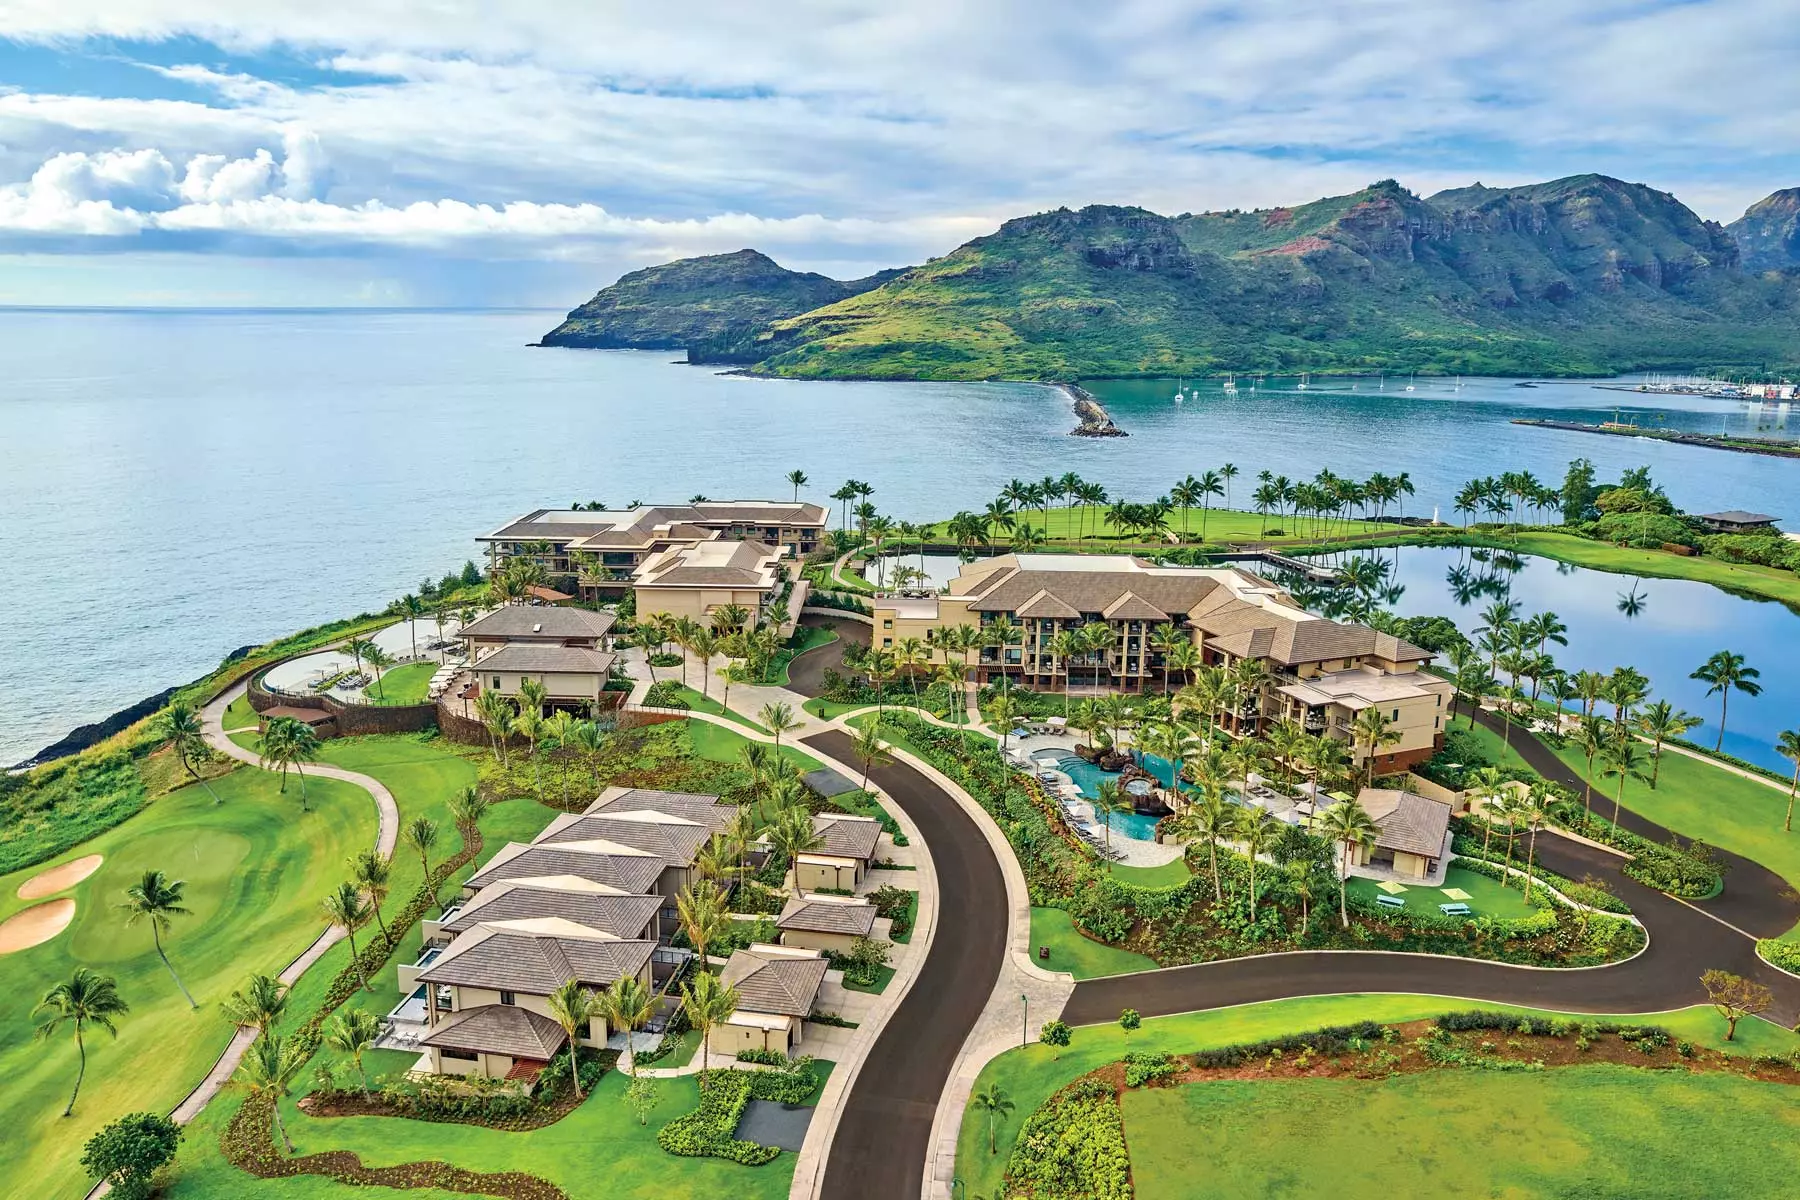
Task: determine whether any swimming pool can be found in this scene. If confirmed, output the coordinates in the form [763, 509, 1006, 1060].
[1048, 756, 1170, 841]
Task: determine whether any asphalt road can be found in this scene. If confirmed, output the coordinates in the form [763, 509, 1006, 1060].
[804, 727, 1009, 1200]
[787, 613, 868, 698]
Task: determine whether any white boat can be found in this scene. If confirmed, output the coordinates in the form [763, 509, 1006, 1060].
[1223, 374, 1237, 392]
[1173, 377, 1185, 403]
[1297, 372, 1309, 391]
[1404, 371, 1416, 392]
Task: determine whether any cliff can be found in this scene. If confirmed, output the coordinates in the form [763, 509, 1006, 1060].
[1727, 189, 1800, 272]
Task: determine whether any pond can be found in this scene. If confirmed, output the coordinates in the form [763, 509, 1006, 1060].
[1291, 545, 1798, 774]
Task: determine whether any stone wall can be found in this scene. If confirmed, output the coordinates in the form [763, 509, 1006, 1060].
[249, 667, 437, 739]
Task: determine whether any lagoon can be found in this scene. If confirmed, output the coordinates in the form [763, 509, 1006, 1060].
[4, 307, 1799, 765]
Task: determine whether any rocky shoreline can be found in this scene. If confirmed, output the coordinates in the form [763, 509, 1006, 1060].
[1063, 383, 1127, 437]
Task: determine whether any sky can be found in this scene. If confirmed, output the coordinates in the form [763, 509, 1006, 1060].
[0, 1, 1796, 308]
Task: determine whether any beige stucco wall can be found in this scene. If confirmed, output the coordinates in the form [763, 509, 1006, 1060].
[778, 927, 862, 955]
[427, 1047, 518, 1079]
[635, 585, 773, 626]
[1391, 849, 1431, 879]
[708, 1020, 791, 1058]
[443, 985, 614, 1045]
[796, 858, 861, 893]
[481, 668, 606, 703]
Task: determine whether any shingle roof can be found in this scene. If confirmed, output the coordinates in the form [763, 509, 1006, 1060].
[1358, 789, 1452, 858]
[1102, 591, 1169, 621]
[465, 841, 666, 894]
[441, 884, 663, 940]
[777, 896, 878, 937]
[418, 924, 656, 994]
[585, 788, 735, 834]
[812, 814, 882, 860]
[534, 811, 710, 866]
[970, 569, 1220, 618]
[1698, 510, 1778, 524]
[422, 1004, 568, 1059]
[472, 644, 617, 675]
[460, 607, 615, 641]
[1014, 589, 1082, 620]
[720, 947, 830, 1017]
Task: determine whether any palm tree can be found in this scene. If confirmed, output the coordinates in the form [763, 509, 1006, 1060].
[1044, 628, 1084, 717]
[1451, 659, 1495, 728]
[1285, 858, 1318, 937]
[971, 1081, 1016, 1155]
[235, 1034, 302, 1154]
[340, 636, 370, 683]
[680, 970, 741, 1082]
[405, 816, 440, 884]
[1315, 798, 1378, 928]
[676, 881, 728, 963]
[448, 784, 490, 839]
[1691, 651, 1762, 752]
[759, 701, 800, 756]
[324, 1007, 381, 1096]
[1638, 700, 1702, 789]
[34, 968, 128, 1116]
[1093, 779, 1131, 870]
[119, 870, 196, 1008]
[260, 716, 320, 809]
[220, 972, 288, 1036]
[852, 720, 894, 792]
[1220, 462, 1240, 512]
[475, 689, 516, 765]
[1778, 729, 1800, 832]
[767, 807, 823, 884]
[786, 469, 809, 502]
[321, 881, 375, 992]
[351, 850, 394, 939]
[1350, 707, 1403, 787]
[1573, 715, 1608, 817]
[988, 693, 1022, 751]
[1517, 784, 1551, 897]
[546, 979, 603, 1097]
[1600, 737, 1648, 829]
[1179, 792, 1235, 904]
[362, 642, 394, 699]
[601, 975, 658, 1077]
[516, 706, 548, 800]
[1195, 469, 1225, 541]
[156, 701, 221, 804]
[1236, 805, 1277, 917]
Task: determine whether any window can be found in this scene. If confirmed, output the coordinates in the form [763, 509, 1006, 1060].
[499, 990, 515, 1006]
[882, 637, 893, 647]
[1434, 716, 1441, 729]
[1391, 708, 1400, 721]
[492, 675, 501, 689]
[883, 619, 893, 628]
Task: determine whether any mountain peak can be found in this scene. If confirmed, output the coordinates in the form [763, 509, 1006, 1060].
[1728, 189, 1800, 272]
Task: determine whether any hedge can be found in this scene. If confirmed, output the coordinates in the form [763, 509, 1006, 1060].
[656, 1071, 779, 1166]
[1004, 1079, 1131, 1200]
[1756, 939, 1800, 976]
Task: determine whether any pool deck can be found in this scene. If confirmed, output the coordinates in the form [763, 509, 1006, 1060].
[1013, 735, 1186, 868]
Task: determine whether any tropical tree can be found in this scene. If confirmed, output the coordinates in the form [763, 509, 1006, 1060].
[988, 693, 1022, 752]
[448, 784, 490, 839]
[1637, 700, 1702, 789]
[676, 881, 728, 963]
[1700, 969, 1772, 1042]
[321, 881, 375, 992]
[1177, 792, 1235, 904]
[1451, 659, 1495, 728]
[1599, 737, 1648, 829]
[474, 689, 516, 765]
[515, 706, 548, 800]
[351, 850, 394, 938]
[546, 980, 603, 1098]
[601, 975, 658, 1077]
[758, 701, 801, 756]
[1350, 706, 1402, 788]
[323, 1008, 381, 1097]
[786, 469, 808, 502]
[1315, 798, 1378, 928]
[1045, 628, 1085, 717]
[1690, 651, 1762, 752]
[1092, 779, 1131, 870]
[235, 1034, 302, 1154]
[80, 1111, 182, 1198]
[851, 719, 894, 793]
[766, 806, 823, 879]
[1517, 783, 1552, 897]
[1236, 805, 1277, 919]
[971, 1082, 1015, 1155]
[119, 870, 196, 1008]
[260, 717, 320, 808]
[1284, 858, 1318, 938]
[156, 701, 221, 804]
[1573, 715, 1608, 816]
[34, 968, 128, 1117]
[220, 973, 288, 1036]
[1777, 729, 1800, 833]
[362, 642, 394, 698]
[680, 970, 741, 1082]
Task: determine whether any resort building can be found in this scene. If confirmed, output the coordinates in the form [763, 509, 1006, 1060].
[795, 814, 884, 893]
[631, 538, 805, 632]
[776, 894, 879, 954]
[586, 786, 739, 836]
[1696, 510, 1781, 535]
[713, 944, 831, 1057]
[871, 553, 1451, 772]
[415, 917, 657, 1080]
[458, 606, 616, 661]
[1339, 788, 1453, 880]
[468, 643, 618, 711]
[535, 808, 720, 904]
[478, 501, 828, 593]
[462, 840, 668, 896]
[426, 882, 662, 948]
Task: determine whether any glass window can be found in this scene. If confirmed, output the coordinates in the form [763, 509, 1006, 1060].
[499, 990, 515, 1006]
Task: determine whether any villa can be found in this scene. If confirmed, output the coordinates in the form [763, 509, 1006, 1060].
[534, 807, 724, 916]
[467, 643, 618, 711]
[458, 606, 616, 661]
[462, 840, 668, 896]
[795, 813, 884, 893]
[478, 501, 828, 595]
[631, 538, 805, 632]
[427, 882, 662, 947]
[713, 943, 831, 1058]
[586, 786, 739, 835]
[1341, 788, 1454, 880]
[776, 894, 879, 954]
[414, 917, 657, 1080]
[872, 553, 1452, 772]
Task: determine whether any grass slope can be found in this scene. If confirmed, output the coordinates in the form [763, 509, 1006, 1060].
[361, 661, 437, 706]
[1029, 907, 1159, 979]
[1124, 1066, 1800, 1200]
[920, 504, 1405, 547]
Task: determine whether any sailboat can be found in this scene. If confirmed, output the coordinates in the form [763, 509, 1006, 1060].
[1297, 372, 1310, 391]
[1223, 374, 1238, 393]
[1404, 371, 1416, 392]
[1173, 378, 1185, 404]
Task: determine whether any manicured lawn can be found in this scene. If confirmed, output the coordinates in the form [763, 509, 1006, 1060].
[1345, 865, 1538, 919]
[1123, 1065, 1800, 1200]
[685, 717, 822, 774]
[1445, 712, 1538, 776]
[953, 994, 1800, 1200]
[0, 769, 373, 1198]
[662, 684, 770, 733]
[921, 504, 1407, 547]
[1028, 906, 1158, 979]
[1553, 736, 1800, 933]
[843, 964, 896, 994]
[803, 697, 871, 721]
[361, 661, 438, 706]
[1107, 857, 1191, 889]
[1505, 529, 1800, 609]
[885, 889, 919, 944]
[221, 693, 259, 731]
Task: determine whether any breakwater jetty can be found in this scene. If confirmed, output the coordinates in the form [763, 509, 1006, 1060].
[1512, 417, 1800, 460]
[1063, 383, 1127, 437]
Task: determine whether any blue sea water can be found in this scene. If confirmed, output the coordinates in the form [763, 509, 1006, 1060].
[2, 306, 1797, 765]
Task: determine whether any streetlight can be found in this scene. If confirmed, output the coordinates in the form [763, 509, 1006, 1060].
[1021, 993, 1028, 1047]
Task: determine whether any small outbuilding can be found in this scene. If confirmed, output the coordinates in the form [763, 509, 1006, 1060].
[776, 894, 878, 954]
[1696, 510, 1780, 534]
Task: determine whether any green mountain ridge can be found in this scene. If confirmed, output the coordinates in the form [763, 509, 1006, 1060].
[1727, 188, 1800, 273]
[542, 176, 1800, 379]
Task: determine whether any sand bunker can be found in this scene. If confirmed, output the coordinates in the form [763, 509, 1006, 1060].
[18, 853, 103, 899]
[0, 899, 76, 953]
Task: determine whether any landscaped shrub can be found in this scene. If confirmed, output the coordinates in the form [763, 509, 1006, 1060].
[1004, 1079, 1131, 1200]
[1756, 939, 1800, 975]
[1190, 1021, 1385, 1068]
[730, 880, 786, 915]
[1553, 803, 1722, 897]
[735, 1048, 788, 1066]
[641, 681, 689, 709]
[1122, 1051, 1177, 1087]
[744, 1057, 821, 1104]
[656, 1071, 780, 1166]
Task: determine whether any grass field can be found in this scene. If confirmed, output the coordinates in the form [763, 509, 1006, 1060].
[1345, 865, 1538, 919]
[221, 693, 259, 732]
[660, 684, 770, 733]
[1447, 713, 1539, 776]
[1108, 858, 1192, 889]
[685, 717, 822, 774]
[920, 504, 1407, 547]
[1028, 906, 1158, 979]
[953, 993, 1800, 1200]
[1123, 1065, 1800, 1200]
[361, 661, 437, 706]
[0, 768, 373, 1198]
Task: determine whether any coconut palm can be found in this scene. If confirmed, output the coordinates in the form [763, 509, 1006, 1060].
[474, 689, 515, 765]
[1285, 858, 1318, 937]
[1177, 792, 1235, 904]
[324, 1007, 381, 1096]
[971, 1081, 1017, 1155]
[235, 1034, 302, 1153]
[1092, 779, 1132, 870]
[1517, 784, 1552, 897]
[350, 850, 394, 939]
[362, 642, 394, 699]
[1350, 706, 1403, 787]
[1778, 729, 1800, 833]
[1691, 651, 1762, 752]
[681, 969, 741, 1082]
[1044, 628, 1085, 717]
[156, 701, 222, 804]
[516, 706, 548, 800]
[567, 719, 606, 793]
[988, 693, 1022, 751]
[340, 636, 371, 682]
[1315, 798, 1378, 928]
[321, 881, 375, 992]
[1573, 715, 1608, 817]
[601, 975, 658, 1077]
[404, 817, 440, 890]
[852, 720, 895, 792]
[786, 469, 809, 502]
[1451, 659, 1495, 728]
[1637, 700, 1702, 789]
[1235, 805, 1277, 916]
[759, 701, 801, 757]
[220, 972, 288, 1036]
[1599, 737, 1648, 829]
[676, 881, 728, 963]
[448, 784, 490, 839]
[119, 870, 196, 1008]
[546, 980, 603, 1098]
[34, 968, 128, 1116]
[259, 716, 320, 809]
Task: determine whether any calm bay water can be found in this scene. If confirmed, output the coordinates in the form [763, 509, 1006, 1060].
[2, 307, 1797, 765]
